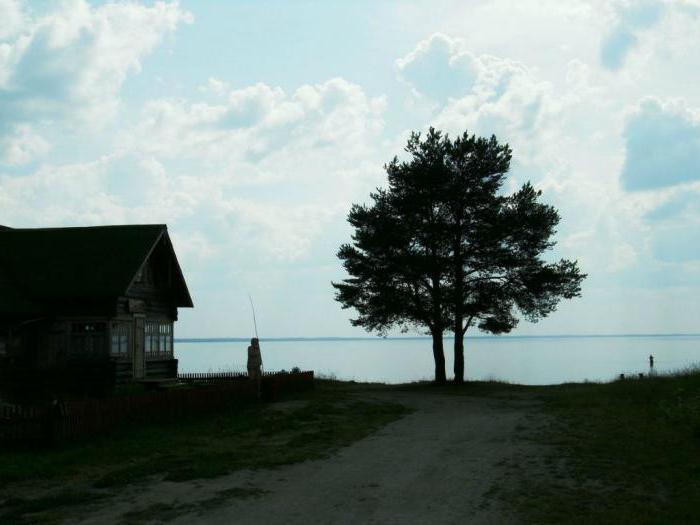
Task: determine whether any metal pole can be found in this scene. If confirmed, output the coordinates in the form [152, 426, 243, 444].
[248, 294, 259, 340]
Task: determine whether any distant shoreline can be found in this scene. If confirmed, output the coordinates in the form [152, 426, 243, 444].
[175, 333, 700, 343]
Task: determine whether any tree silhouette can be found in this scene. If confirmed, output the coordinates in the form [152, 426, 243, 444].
[333, 128, 585, 383]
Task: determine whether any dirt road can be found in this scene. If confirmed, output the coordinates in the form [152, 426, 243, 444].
[77, 389, 549, 524]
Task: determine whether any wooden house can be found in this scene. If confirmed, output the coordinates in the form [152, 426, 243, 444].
[0, 224, 193, 387]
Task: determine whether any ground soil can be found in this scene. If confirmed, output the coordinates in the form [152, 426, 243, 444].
[74, 389, 552, 525]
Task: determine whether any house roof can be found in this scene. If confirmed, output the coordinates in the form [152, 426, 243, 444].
[0, 224, 193, 315]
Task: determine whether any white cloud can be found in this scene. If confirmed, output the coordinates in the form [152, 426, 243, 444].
[0, 0, 192, 164]
[198, 77, 230, 96]
[0, 0, 24, 40]
[0, 123, 50, 165]
[396, 33, 587, 220]
[621, 97, 700, 191]
[121, 78, 387, 261]
[597, 0, 700, 77]
[130, 78, 385, 162]
[600, 0, 666, 71]
[0, 76, 388, 263]
[222, 200, 339, 262]
[0, 155, 122, 225]
[396, 34, 556, 147]
[395, 33, 478, 103]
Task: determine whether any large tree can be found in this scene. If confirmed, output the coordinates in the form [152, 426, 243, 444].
[334, 186, 451, 383]
[333, 128, 585, 383]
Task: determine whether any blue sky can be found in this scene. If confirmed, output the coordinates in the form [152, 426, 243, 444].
[1, 0, 700, 337]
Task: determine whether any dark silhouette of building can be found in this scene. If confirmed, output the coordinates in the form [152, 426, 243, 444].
[0, 224, 193, 389]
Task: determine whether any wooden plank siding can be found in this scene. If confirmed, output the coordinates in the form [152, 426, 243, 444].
[145, 359, 178, 379]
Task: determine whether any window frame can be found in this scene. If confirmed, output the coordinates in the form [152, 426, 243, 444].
[144, 321, 173, 360]
[110, 322, 131, 359]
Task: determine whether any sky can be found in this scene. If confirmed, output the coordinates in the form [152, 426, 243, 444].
[1, 0, 700, 338]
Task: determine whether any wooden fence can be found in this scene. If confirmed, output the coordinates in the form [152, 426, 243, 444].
[178, 371, 247, 384]
[0, 371, 314, 447]
[178, 370, 315, 401]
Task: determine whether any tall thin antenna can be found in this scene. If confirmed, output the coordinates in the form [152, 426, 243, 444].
[248, 294, 259, 339]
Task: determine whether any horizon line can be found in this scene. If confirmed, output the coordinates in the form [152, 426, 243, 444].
[175, 333, 700, 343]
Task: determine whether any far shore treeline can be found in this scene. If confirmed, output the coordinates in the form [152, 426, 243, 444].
[333, 128, 586, 384]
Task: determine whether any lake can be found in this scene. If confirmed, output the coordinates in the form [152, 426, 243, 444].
[175, 334, 700, 385]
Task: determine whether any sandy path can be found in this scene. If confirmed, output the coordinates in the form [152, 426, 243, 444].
[77, 390, 549, 524]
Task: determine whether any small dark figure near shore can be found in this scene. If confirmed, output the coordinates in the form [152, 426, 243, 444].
[649, 355, 654, 368]
[248, 337, 263, 397]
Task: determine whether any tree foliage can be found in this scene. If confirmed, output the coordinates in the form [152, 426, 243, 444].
[333, 128, 586, 383]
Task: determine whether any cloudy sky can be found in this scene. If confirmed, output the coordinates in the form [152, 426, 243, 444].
[1, 0, 699, 337]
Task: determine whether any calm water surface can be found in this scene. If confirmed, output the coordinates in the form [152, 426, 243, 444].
[175, 335, 700, 385]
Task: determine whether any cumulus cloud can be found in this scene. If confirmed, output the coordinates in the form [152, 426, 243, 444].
[0, 124, 50, 165]
[0, 0, 192, 164]
[126, 77, 386, 179]
[1, 76, 388, 262]
[0, 0, 24, 40]
[621, 97, 700, 191]
[599, 0, 700, 72]
[120, 77, 387, 260]
[600, 0, 666, 70]
[222, 200, 339, 261]
[396, 33, 555, 147]
[395, 33, 477, 102]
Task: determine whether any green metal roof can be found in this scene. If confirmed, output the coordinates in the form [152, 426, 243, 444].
[0, 224, 193, 314]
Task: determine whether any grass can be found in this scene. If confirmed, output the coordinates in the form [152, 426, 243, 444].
[0, 380, 410, 523]
[499, 369, 700, 524]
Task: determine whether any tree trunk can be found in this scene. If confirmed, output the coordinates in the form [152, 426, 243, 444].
[452, 228, 465, 384]
[429, 266, 446, 384]
[453, 328, 464, 384]
[431, 328, 447, 384]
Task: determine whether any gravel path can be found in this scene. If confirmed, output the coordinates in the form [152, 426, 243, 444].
[77, 390, 550, 525]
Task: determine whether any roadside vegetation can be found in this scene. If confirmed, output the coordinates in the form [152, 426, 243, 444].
[393, 369, 700, 523]
[0, 380, 409, 524]
[507, 368, 700, 524]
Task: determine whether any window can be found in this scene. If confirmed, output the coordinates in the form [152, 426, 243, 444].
[110, 323, 130, 357]
[145, 321, 173, 357]
[71, 322, 106, 355]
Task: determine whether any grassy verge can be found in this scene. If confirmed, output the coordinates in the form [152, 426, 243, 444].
[0, 381, 409, 524]
[505, 370, 700, 524]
